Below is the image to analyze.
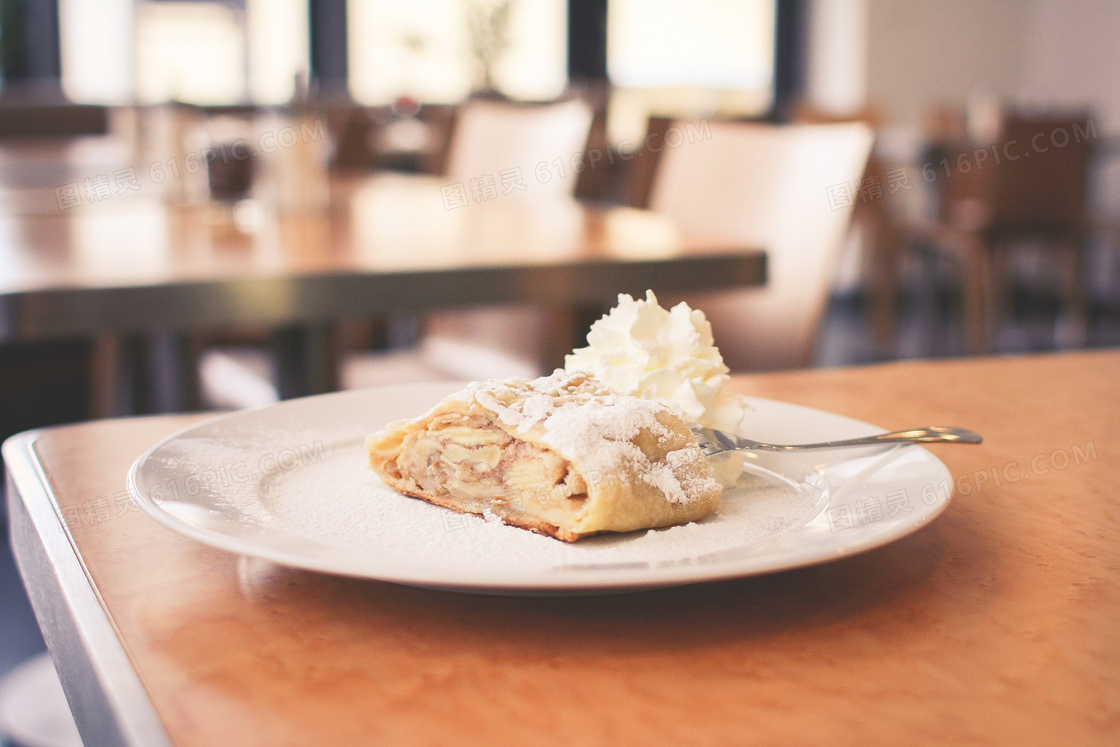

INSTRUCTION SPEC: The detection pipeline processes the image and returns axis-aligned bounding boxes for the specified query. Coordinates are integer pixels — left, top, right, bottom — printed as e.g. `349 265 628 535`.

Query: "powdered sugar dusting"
128 387 852 587
129 385 947 590
457 370 706 504
146 427 816 573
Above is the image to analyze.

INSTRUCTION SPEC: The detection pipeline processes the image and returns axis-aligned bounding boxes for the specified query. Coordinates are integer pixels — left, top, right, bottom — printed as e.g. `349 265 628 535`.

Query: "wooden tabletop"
0 172 764 341
6 351 1120 746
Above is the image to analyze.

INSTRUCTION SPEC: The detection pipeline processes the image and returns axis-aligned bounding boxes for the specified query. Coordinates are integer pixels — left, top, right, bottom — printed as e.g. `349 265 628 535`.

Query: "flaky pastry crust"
366 371 721 541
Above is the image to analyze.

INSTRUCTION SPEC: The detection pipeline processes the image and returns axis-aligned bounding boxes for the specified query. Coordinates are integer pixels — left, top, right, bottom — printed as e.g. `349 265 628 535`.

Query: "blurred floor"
818 240 1120 367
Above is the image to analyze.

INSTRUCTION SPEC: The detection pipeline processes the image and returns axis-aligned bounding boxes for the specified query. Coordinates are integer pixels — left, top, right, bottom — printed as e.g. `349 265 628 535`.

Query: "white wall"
866 0 1120 135
866 0 1028 129
864 0 1120 219
1020 0 1120 134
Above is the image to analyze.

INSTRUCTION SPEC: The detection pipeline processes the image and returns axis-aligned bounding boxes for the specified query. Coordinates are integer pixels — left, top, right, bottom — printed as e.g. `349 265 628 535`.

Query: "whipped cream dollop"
564 291 746 433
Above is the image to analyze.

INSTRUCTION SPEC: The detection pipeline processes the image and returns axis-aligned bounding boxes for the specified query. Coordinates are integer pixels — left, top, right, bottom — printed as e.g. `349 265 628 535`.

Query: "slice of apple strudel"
366 370 722 541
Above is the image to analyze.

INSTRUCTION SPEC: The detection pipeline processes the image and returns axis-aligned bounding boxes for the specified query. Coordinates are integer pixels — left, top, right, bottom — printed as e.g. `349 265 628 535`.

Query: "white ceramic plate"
127 383 954 594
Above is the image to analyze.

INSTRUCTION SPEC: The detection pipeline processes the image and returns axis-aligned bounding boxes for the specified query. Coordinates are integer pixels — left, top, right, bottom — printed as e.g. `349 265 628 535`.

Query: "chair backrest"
650 120 873 371
628 116 674 209
939 112 1093 239
990 114 1092 234
330 105 387 171
444 98 594 200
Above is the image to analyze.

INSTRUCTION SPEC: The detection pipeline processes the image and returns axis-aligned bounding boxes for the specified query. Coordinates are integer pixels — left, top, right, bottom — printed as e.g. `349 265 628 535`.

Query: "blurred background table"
5 350 1118 746
0 171 765 413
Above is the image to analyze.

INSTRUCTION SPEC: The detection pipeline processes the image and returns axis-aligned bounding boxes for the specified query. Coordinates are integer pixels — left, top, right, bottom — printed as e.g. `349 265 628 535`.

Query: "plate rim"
126 384 954 593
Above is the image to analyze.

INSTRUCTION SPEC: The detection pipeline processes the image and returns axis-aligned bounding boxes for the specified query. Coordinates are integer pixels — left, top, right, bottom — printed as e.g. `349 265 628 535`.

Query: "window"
247 0 311 104
135 2 247 104
59 0 134 103
60 0 309 105
347 0 568 106
606 0 776 141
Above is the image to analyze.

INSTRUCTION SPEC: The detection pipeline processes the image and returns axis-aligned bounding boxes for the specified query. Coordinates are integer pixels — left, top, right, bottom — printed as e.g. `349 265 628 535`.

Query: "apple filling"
366 371 722 541
382 412 592 533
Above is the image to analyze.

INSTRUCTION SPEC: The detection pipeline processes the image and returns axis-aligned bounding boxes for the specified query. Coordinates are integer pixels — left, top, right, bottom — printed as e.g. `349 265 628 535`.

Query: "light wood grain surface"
20 351 1120 745
0 173 754 293
0 172 765 344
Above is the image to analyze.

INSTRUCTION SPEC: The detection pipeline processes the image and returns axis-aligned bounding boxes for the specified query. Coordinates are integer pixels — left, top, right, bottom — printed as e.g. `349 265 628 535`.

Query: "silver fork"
690 425 982 457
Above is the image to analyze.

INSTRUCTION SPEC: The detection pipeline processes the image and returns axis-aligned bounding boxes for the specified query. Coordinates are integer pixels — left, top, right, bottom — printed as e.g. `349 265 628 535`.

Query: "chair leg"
961 239 995 355
145 331 203 412
1057 240 1089 348
275 324 340 399
871 223 903 351
89 334 124 418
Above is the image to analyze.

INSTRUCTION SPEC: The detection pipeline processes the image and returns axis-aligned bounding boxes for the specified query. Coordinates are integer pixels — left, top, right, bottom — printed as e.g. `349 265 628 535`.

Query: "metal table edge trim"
4 430 172 747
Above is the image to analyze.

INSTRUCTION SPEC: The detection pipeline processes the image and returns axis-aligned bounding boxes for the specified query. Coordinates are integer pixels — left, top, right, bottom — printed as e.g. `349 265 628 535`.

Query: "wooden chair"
626 116 674 209
650 120 874 371
909 112 1094 353
786 105 911 348
424 98 595 376
443 98 594 200
329 105 388 171
342 98 595 388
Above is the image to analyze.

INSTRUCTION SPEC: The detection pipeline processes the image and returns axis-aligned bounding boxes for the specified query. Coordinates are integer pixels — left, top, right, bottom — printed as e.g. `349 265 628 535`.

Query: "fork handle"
709 426 982 453
771 426 982 451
